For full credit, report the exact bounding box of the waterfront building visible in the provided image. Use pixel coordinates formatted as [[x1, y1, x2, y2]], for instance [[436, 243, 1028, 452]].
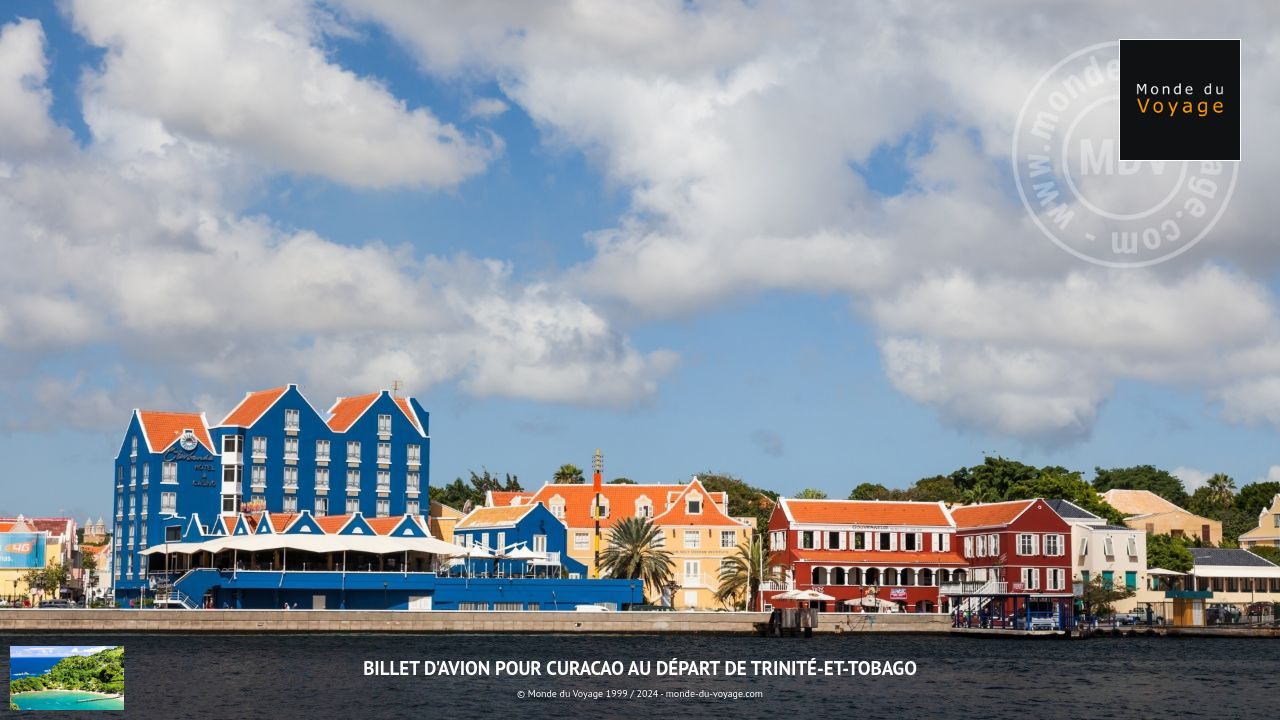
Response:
[[428, 500, 462, 544], [1238, 493, 1280, 549], [139, 510, 640, 610], [0, 516, 78, 603], [82, 542, 114, 603], [1134, 548, 1280, 625], [1101, 489, 1221, 545], [1045, 499, 1146, 613], [763, 499, 965, 613], [487, 478, 754, 608], [453, 504, 587, 577]]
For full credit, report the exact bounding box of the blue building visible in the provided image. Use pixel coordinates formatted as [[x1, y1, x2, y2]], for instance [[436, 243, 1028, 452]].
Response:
[[453, 504, 587, 578], [112, 384, 639, 610]]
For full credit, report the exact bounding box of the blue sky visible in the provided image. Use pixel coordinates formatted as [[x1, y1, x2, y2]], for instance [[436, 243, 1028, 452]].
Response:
[[2, 2, 1279, 520]]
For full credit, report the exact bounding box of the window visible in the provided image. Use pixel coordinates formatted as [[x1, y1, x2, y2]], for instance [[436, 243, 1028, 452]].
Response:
[[162, 462, 177, 484], [222, 495, 237, 513], [377, 443, 391, 463], [940, 533, 951, 552], [976, 535, 986, 557], [683, 560, 700, 582], [251, 465, 266, 488], [284, 495, 298, 512], [406, 499, 418, 515], [284, 466, 298, 490], [316, 497, 328, 515], [879, 532, 893, 551], [854, 532, 866, 550], [252, 436, 266, 457], [721, 531, 736, 549], [224, 434, 243, 454], [131, 437, 138, 456], [800, 531, 816, 550], [346, 498, 359, 514], [1044, 534, 1063, 556], [347, 469, 360, 490], [963, 535, 973, 558], [116, 496, 123, 518], [140, 493, 148, 516], [316, 439, 330, 460], [1102, 570, 1114, 589], [684, 530, 701, 549], [551, 502, 565, 519], [592, 498, 610, 519], [771, 530, 786, 549], [378, 414, 392, 434], [533, 535, 547, 553], [130, 462, 136, 485], [1047, 568, 1066, 591], [376, 498, 389, 517], [1079, 536, 1089, 556], [1126, 536, 1138, 558], [1103, 537, 1115, 557], [315, 467, 329, 490], [407, 471, 420, 492], [825, 531, 841, 549], [687, 496, 702, 514], [1021, 567, 1038, 590], [1017, 533, 1037, 556], [903, 533, 918, 551], [285, 437, 299, 459], [407, 444, 421, 464], [988, 534, 999, 556], [376, 470, 390, 492], [117, 465, 124, 485], [574, 532, 590, 551], [160, 492, 177, 515], [1125, 570, 1137, 590], [142, 464, 150, 485], [285, 408, 300, 430], [636, 497, 653, 518], [347, 440, 360, 460]]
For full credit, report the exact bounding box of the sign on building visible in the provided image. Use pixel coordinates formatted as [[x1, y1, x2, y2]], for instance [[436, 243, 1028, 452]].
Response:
[[0, 533, 46, 568]]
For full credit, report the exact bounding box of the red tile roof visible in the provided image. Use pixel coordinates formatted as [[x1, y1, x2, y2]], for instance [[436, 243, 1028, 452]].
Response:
[[327, 392, 424, 433], [137, 411, 213, 453], [782, 499, 952, 527], [489, 491, 530, 507], [219, 387, 288, 427], [950, 500, 1036, 529], [651, 480, 745, 527], [394, 397, 424, 434], [315, 514, 354, 534], [779, 549, 967, 565], [521, 481, 740, 529]]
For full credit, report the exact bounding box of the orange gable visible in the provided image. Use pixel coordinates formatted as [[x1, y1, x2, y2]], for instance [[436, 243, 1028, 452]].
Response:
[[651, 480, 745, 527], [489, 491, 530, 507], [219, 387, 288, 427], [950, 500, 1036, 529], [315, 514, 354, 534], [784, 499, 952, 527], [137, 411, 213, 453], [524, 481, 738, 529], [393, 397, 423, 434], [326, 393, 380, 432]]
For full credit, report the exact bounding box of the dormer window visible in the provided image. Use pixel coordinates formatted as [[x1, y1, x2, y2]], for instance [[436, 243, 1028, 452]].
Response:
[[592, 498, 610, 519], [549, 495, 565, 519], [635, 495, 653, 518], [686, 494, 702, 514]]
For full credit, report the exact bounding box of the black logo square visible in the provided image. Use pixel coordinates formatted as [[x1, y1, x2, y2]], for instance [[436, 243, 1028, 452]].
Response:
[[1120, 39, 1240, 161]]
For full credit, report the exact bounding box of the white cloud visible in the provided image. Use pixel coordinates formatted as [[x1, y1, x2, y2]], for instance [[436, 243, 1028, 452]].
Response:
[[68, 0, 496, 189], [467, 97, 508, 119], [1172, 467, 1213, 492], [0, 19, 66, 157]]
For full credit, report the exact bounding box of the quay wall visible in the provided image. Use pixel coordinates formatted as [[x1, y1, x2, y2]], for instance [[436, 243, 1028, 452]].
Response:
[[0, 609, 950, 634]]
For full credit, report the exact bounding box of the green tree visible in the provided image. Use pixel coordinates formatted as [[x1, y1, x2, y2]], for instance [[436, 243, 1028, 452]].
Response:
[[849, 482, 894, 500], [1092, 465, 1189, 507], [715, 536, 780, 610], [1006, 469, 1126, 524], [795, 488, 828, 499], [1206, 473, 1236, 507], [608, 477, 636, 484], [1187, 486, 1230, 520], [1249, 545, 1280, 564], [554, 463, 585, 484], [696, 472, 779, 537], [428, 469, 522, 510], [1234, 481, 1280, 519], [1146, 533, 1193, 573], [598, 517, 674, 601], [1077, 573, 1135, 618], [907, 475, 964, 503]]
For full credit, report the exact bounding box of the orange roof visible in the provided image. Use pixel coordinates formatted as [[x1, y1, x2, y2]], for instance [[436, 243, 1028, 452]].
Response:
[[83, 544, 112, 556], [457, 505, 535, 528], [327, 392, 424, 433], [0, 522, 13, 533], [651, 480, 745, 527], [219, 387, 288, 427], [264, 513, 298, 532], [489, 491, 530, 507], [365, 516, 406, 535], [394, 397, 424, 434], [523, 481, 738, 529], [780, 549, 967, 565], [782, 499, 951, 527], [137, 411, 213, 453], [950, 500, 1036, 529], [315, 514, 354, 533]]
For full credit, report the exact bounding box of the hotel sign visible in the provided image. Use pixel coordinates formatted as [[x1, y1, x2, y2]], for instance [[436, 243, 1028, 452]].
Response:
[[0, 533, 45, 568], [889, 588, 907, 600]]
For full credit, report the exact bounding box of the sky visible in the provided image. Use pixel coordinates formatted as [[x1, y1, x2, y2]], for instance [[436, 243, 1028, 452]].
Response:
[[3, 1, 1280, 519]]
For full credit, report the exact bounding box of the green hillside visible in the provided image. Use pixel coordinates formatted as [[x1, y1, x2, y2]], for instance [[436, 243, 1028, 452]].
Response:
[[10, 647, 124, 696]]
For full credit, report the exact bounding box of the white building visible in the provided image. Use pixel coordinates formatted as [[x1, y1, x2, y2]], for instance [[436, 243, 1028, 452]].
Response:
[[1045, 499, 1146, 613]]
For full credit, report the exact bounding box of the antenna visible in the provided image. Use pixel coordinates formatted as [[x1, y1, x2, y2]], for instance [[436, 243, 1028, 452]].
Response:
[[391, 379, 402, 394]]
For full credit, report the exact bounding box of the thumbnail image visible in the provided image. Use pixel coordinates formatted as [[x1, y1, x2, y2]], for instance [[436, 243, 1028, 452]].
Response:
[[9, 646, 124, 711]]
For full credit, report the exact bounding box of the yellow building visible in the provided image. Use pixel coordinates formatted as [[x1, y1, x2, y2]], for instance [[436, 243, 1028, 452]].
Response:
[[0, 517, 69, 604], [1101, 489, 1222, 545], [427, 500, 462, 544], [1238, 493, 1280, 549], [487, 478, 754, 609]]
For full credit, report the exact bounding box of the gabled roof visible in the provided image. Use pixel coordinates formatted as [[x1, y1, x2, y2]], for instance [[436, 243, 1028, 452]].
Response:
[[218, 386, 289, 427], [393, 397, 425, 434], [519, 481, 732, 529], [336, 513, 376, 536], [0, 517, 74, 539], [387, 516, 429, 537], [325, 390, 425, 434], [1044, 499, 1101, 521], [283, 512, 325, 535], [780, 499, 953, 527], [1190, 547, 1279, 568], [136, 411, 214, 453], [1101, 489, 1187, 516], [651, 479, 747, 527], [457, 505, 538, 529], [950, 499, 1037, 529], [488, 491, 531, 507]]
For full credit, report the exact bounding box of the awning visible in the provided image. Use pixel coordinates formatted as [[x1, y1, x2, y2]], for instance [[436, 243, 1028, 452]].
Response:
[[1146, 567, 1187, 576], [139, 534, 468, 556]]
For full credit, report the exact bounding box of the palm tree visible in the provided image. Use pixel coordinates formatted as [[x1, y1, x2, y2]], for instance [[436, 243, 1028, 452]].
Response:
[[716, 535, 780, 610], [1206, 473, 1236, 506], [553, 463, 585, 484], [962, 483, 999, 504], [598, 517, 673, 600]]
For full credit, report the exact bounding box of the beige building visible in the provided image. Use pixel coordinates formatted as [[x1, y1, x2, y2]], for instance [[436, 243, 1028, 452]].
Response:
[[427, 500, 462, 544], [1102, 489, 1222, 545], [487, 478, 754, 609], [1046, 500, 1146, 613], [1134, 548, 1280, 625], [1238, 493, 1280, 549]]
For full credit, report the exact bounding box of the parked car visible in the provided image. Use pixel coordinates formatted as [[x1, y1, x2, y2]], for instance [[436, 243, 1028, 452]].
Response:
[[625, 604, 675, 611], [574, 604, 609, 612], [37, 600, 74, 609]]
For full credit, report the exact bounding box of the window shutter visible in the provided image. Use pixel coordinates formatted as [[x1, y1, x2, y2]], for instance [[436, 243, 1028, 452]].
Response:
[[1031, 535, 1040, 556]]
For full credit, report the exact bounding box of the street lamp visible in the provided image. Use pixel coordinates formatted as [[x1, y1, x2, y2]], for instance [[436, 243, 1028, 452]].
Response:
[[383, 580, 388, 609]]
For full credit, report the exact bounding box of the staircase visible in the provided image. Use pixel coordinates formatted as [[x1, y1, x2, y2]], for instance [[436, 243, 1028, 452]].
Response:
[[154, 588, 198, 609]]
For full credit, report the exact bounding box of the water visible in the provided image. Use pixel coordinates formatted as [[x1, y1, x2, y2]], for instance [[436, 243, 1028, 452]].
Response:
[[1, 633, 1275, 719], [9, 655, 60, 679], [11, 690, 124, 710]]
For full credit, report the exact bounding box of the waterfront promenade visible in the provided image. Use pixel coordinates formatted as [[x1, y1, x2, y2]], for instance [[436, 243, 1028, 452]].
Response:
[[0, 609, 950, 634]]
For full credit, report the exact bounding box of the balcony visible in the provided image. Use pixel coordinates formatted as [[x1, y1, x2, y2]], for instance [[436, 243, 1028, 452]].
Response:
[[759, 580, 794, 592], [939, 580, 1007, 596]]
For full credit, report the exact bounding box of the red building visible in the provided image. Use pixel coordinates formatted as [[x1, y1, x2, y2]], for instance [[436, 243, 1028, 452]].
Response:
[[948, 499, 1074, 627], [764, 499, 966, 613]]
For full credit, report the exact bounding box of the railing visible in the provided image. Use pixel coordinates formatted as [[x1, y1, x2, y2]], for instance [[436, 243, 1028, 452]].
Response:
[[939, 580, 1007, 595], [758, 580, 794, 592]]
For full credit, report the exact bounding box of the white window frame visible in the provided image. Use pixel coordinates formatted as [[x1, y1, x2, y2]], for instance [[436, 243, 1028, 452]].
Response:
[[378, 414, 392, 434], [285, 437, 299, 460], [406, 499, 418, 515], [284, 466, 298, 490], [1022, 567, 1039, 590], [285, 408, 300, 430], [347, 469, 360, 490], [316, 439, 330, 460], [283, 495, 298, 512], [1045, 533, 1063, 556], [574, 532, 590, 551], [377, 442, 391, 463], [346, 498, 359, 514], [407, 471, 420, 492], [407, 444, 421, 464], [162, 461, 178, 484], [376, 470, 391, 492], [252, 436, 266, 457], [160, 491, 177, 515], [347, 440, 360, 459], [963, 535, 973, 558], [721, 530, 736, 549], [376, 498, 390, 517], [315, 467, 329, 490], [1017, 533, 1037, 556], [316, 497, 328, 516], [683, 560, 700, 582], [684, 530, 701, 549]]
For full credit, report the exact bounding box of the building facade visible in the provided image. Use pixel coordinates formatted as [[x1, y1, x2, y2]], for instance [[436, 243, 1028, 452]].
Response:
[[1239, 493, 1280, 549], [1102, 489, 1221, 545], [486, 478, 754, 608], [1045, 500, 1146, 613], [950, 499, 1074, 597], [113, 385, 430, 602], [0, 516, 78, 604], [764, 499, 965, 613], [454, 504, 588, 577]]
